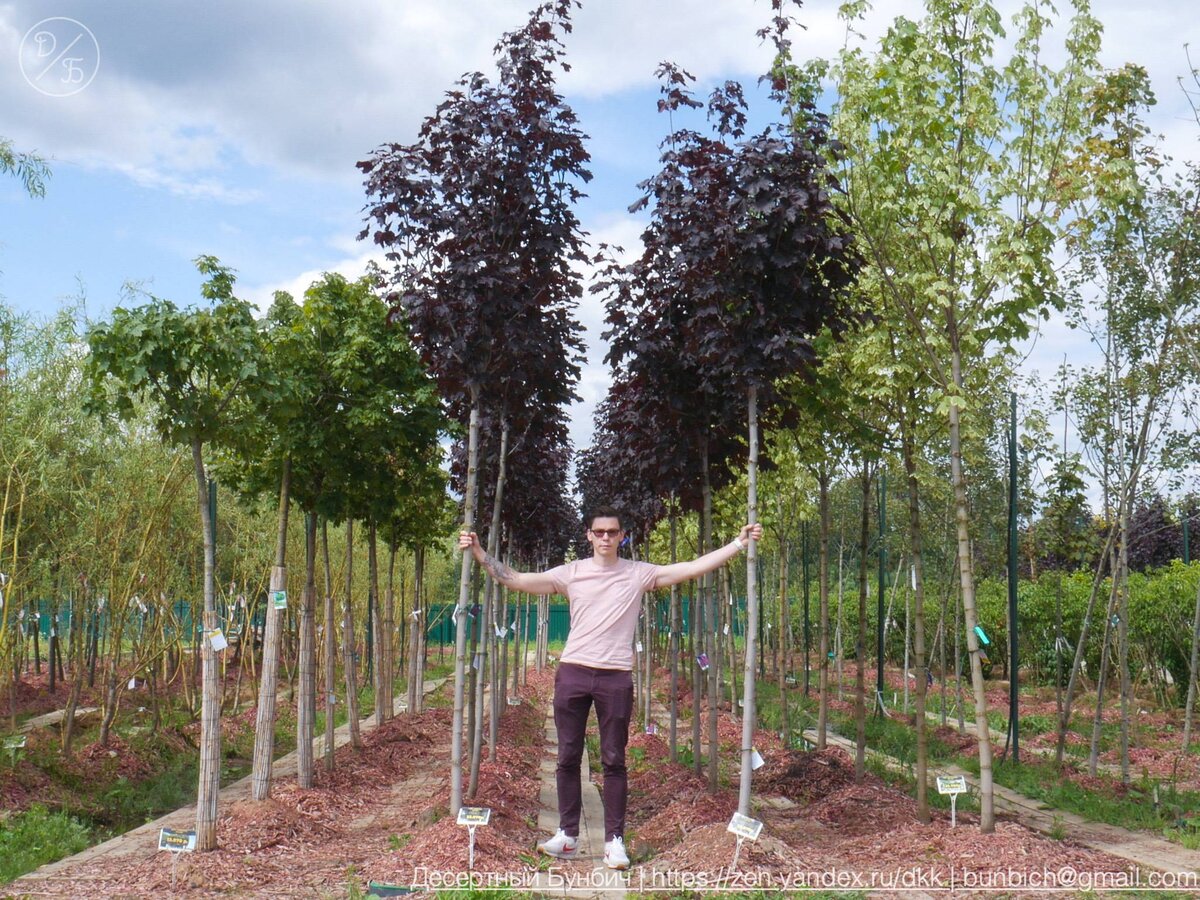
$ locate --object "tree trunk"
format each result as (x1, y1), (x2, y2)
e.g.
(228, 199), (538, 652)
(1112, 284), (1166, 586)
(407, 546), (425, 714)
(251, 459), (291, 801)
(668, 505), (680, 763)
(946, 338), (994, 833)
(322, 519), (336, 771)
(451, 397), (481, 815)
(817, 466), (831, 749)
(855, 462), (871, 781)
(705, 458), (719, 794)
(777, 543), (790, 745)
(736, 385), (759, 816)
(342, 520), (362, 750)
(694, 447), (709, 779)
(1182, 572), (1200, 751)
(297, 512), (317, 788)
(192, 442), (221, 851)
(901, 417), (930, 823)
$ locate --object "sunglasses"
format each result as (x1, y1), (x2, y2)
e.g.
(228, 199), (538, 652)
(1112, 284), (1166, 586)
(589, 528), (623, 538)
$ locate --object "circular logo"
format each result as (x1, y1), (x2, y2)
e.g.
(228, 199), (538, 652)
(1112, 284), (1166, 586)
(20, 17), (100, 97)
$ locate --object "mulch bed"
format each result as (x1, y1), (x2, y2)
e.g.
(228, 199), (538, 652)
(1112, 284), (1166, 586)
(4, 663), (1167, 898)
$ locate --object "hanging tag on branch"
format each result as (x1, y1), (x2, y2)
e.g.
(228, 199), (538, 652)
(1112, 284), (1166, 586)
(973, 625), (990, 646)
(207, 629), (228, 652)
(696, 653), (710, 671)
(272, 591), (287, 610)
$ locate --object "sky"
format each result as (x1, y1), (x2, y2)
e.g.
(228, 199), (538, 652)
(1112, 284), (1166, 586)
(2, 0), (1197, 477)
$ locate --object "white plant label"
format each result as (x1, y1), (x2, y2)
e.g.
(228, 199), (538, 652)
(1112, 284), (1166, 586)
(723, 623), (730, 636)
(936, 775), (966, 795)
(636, 641), (643, 653)
(158, 828), (197, 852)
(207, 629), (228, 652)
(129, 678), (138, 690)
(750, 747), (765, 770)
(457, 806), (491, 826)
(726, 812), (763, 841)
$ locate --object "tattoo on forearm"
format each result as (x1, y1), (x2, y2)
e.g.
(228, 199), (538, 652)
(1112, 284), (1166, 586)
(481, 552), (517, 584)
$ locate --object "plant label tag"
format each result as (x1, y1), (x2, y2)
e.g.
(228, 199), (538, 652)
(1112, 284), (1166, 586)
(3, 735), (27, 750)
(697, 653), (709, 671)
(329, 694), (338, 704)
(495, 625), (506, 639)
(636, 641), (643, 653)
(726, 812), (763, 841)
(158, 828), (197, 852)
(750, 747), (765, 770)
(510, 621), (517, 633)
(507, 696), (520, 705)
(973, 625), (990, 646)
(207, 629), (228, 652)
(128, 678), (138, 690)
(272, 590), (287, 610)
(456, 806), (491, 826)
(50, 628), (57, 638)
(723, 623), (730, 636)
(785, 674), (797, 685)
(645, 723), (657, 735)
(936, 775), (966, 795)
(472, 653), (481, 671)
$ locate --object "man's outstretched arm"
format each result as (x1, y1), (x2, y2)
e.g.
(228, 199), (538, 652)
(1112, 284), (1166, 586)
(458, 531), (559, 595)
(652, 523), (763, 590)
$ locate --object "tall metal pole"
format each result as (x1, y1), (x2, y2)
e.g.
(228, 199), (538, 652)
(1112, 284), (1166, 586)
(1008, 392), (1020, 763)
(876, 470), (886, 713)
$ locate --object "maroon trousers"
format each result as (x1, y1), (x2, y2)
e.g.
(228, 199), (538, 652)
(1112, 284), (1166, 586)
(553, 662), (634, 842)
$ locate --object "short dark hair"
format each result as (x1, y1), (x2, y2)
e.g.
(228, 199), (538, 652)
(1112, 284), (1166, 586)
(585, 505), (623, 531)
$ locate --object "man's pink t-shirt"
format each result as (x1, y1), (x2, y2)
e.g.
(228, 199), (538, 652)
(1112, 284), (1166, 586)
(546, 557), (659, 671)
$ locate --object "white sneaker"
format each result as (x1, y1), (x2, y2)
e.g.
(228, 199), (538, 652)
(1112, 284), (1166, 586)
(603, 835), (630, 870)
(537, 829), (580, 859)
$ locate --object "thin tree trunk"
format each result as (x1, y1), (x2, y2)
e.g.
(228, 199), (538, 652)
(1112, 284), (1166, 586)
(251, 460), (290, 801)
(736, 385), (759, 816)
(342, 520), (362, 750)
(947, 338), (994, 833)
(407, 546), (425, 713)
(817, 466), (831, 749)
(451, 397), (481, 815)
(902, 419), (930, 822)
(669, 505), (680, 762)
(297, 512), (317, 788)
(322, 520), (335, 771)
(193, 441), (221, 851)
(705, 459), (719, 793)
(855, 462), (871, 781)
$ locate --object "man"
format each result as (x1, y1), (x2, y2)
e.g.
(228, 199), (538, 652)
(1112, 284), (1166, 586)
(459, 505), (762, 870)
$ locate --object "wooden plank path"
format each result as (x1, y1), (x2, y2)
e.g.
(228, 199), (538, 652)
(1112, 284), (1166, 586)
(530, 708), (626, 900)
(804, 724), (1200, 878)
(18, 707), (99, 733)
(10, 679), (445, 890)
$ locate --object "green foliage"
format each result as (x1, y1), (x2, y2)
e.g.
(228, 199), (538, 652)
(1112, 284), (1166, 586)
(0, 137), (50, 198)
(0, 805), (90, 883)
(85, 258), (263, 449)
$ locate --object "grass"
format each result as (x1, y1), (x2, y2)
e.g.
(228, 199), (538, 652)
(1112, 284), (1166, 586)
(0, 805), (91, 883)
